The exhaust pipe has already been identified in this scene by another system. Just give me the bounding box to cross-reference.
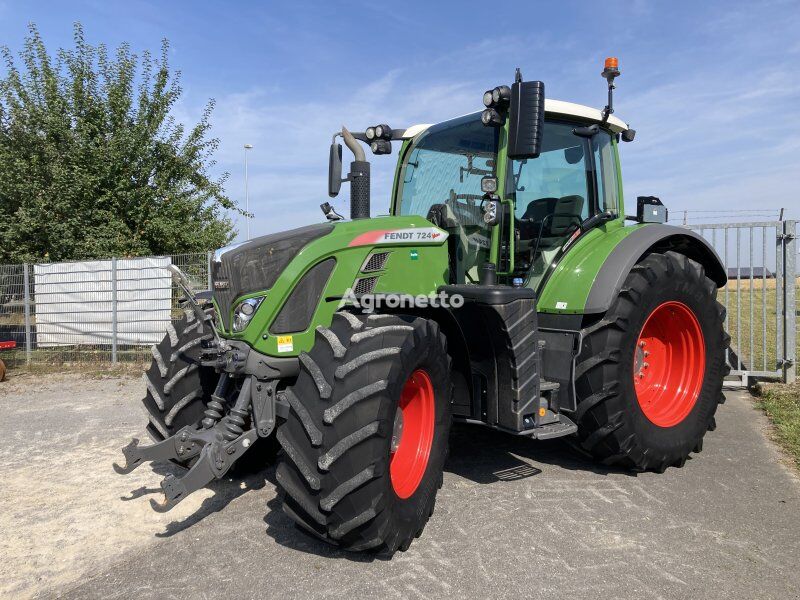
[342,127,370,220]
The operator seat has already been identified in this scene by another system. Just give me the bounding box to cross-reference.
[538,195,584,248]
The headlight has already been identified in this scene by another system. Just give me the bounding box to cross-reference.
[232,296,265,332]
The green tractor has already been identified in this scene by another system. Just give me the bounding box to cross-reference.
[115,59,728,555]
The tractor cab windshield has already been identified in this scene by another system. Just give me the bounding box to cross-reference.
[396,113,498,283]
[395,113,619,289]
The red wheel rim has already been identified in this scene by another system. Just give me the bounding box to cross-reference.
[634,301,705,427]
[390,369,435,499]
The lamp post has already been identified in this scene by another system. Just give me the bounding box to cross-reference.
[244,143,253,240]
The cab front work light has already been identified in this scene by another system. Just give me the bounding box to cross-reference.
[232,296,265,332]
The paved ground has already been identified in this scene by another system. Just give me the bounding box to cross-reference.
[1,374,799,599]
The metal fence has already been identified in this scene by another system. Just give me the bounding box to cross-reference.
[688,220,797,384]
[0,252,211,369]
[1,224,798,385]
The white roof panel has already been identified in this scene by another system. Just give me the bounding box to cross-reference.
[401,99,628,139]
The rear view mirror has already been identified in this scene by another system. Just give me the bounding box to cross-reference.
[328,142,343,197]
[507,78,545,160]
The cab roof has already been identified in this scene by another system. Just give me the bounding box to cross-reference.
[401,99,629,139]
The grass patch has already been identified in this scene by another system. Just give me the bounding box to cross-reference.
[756,383,800,470]
[3,361,144,380]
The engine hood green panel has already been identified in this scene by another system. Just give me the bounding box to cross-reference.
[217,215,451,357]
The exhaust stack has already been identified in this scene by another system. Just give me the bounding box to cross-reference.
[342,127,370,220]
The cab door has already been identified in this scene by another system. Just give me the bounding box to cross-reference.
[506,119,598,290]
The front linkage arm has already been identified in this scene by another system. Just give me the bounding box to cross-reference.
[114,377,266,512]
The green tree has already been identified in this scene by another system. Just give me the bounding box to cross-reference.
[0,23,239,263]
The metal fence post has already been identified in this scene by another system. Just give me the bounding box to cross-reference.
[207,250,213,292]
[23,263,32,365]
[784,221,796,383]
[111,257,118,363]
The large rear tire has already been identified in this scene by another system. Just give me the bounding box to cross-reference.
[574,251,729,472]
[276,312,452,555]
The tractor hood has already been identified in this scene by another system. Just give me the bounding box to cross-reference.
[211,216,451,356]
[212,223,335,329]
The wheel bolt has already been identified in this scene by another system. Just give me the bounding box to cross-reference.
[643,362,649,369]
[639,341,646,348]
[644,351,650,357]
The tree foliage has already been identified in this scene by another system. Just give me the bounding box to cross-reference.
[0,23,239,263]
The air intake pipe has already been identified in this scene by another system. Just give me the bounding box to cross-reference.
[342,127,370,220]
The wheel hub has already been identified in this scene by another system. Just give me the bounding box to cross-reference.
[633,301,706,427]
[390,369,435,499]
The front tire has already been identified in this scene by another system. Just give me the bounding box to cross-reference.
[575,251,728,472]
[140,308,277,471]
[276,312,452,554]
[141,309,218,453]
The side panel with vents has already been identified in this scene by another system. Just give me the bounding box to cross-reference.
[353,276,379,295]
[361,251,390,272]
[269,259,336,334]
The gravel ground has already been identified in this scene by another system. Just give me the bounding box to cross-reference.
[1,373,799,599]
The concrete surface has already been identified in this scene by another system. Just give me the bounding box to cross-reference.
[1,374,798,599]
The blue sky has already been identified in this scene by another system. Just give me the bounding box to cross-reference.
[1,0,798,240]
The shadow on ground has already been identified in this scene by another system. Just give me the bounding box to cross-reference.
[120,422,644,555]
[445,423,636,483]
[120,459,276,538]
[261,422,637,559]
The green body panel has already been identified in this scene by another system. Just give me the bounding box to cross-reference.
[222,215,449,357]
[536,221,643,313]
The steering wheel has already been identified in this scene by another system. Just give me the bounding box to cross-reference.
[446,190,484,227]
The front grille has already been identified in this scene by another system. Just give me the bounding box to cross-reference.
[353,276,378,295]
[212,223,333,329]
[361,251,390,272]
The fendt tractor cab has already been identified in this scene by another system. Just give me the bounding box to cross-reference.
[116,59,728,555]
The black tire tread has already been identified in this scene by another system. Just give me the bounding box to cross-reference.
[276,311,452,555]
[575,251,729,472]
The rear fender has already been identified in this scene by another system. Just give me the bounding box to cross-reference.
[584,224,726,314]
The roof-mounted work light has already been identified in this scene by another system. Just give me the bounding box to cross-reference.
[374,124,392,140]
[481,84,512,127]
[483,85,511,109]
[481,108,505,127]
[370,139,392,155]
[365,124,393,154]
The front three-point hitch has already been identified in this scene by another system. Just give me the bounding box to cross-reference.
[113,266,284,512]
[113,374,274,512]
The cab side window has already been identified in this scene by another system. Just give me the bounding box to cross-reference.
[593,131,620,213]
[511,121,591,229]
